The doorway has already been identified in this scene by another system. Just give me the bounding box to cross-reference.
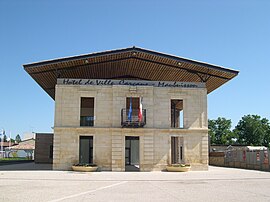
[125,136,140,171]
[171,136,184,164]
[79,136,93,164]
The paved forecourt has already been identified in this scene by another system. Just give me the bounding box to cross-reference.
[1,166,270,202]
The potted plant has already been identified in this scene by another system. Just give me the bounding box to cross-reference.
[72,163,98,172]
[166,164,191,172]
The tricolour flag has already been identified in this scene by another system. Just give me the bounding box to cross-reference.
[138,97,143,122]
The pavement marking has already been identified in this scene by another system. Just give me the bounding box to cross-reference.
[48,181,128,202]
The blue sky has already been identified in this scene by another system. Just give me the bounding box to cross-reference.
[0,0,269,138]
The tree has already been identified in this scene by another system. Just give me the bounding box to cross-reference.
[208,117,235,145]
[0,134,7,142]
[234,115,270,147]
[10,138,15,143]
[15,134,22,143]
[263,129,270,148]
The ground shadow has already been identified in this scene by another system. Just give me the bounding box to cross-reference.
[0,162,52,171]
[125,165,140,172]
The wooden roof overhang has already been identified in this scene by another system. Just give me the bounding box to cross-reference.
[23,47,239,100]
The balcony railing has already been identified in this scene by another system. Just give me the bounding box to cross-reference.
[80,116,94,127]
[121,109,146,127]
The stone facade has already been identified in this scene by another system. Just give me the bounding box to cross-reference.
[53,84,208,171]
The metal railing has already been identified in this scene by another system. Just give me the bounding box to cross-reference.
[80,116,94,127]
[121,109,146,127]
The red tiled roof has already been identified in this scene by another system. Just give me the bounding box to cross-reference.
[1,142,16,147]
[9,139,35,150]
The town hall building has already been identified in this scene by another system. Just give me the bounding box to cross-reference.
[24,47,238,171]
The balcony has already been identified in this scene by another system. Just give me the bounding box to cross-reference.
[121,109,146,127]
[80,116,94,127]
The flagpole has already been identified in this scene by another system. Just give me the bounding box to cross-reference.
[0,129,4,158]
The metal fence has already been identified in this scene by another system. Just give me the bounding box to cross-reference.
[224,148,270,171]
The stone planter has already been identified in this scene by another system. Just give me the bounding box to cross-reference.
[166,164,191,172]
[72,165,98,172]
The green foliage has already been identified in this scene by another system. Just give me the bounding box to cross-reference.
[209,115,270,147]
[73,164,97,167]
[234,115,270,147]
[0,157,28,161]
[0,134,7,142]
[15,134,21,143]
[208,117,236,144]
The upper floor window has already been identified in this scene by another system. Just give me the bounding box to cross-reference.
[121,97,146,127]
[171,99,184,128]
[126,97,139,113]
[80,97,94,127]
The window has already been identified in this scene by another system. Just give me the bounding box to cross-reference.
[80,97,94,126]
[171,137,184,164]
[171,99,183,128]
[125,97,139,122]
[126,97,139,111]
[121,97,146,127]
[79,136,93,164]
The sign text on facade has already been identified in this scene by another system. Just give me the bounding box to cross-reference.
[57,79,205,88]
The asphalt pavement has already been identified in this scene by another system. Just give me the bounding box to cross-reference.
[0,165,270,202]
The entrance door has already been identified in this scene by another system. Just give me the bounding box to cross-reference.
[79,136,93,164]
[125,136,139,171]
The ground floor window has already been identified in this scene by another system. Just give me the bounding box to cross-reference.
[79,136,93,164]
[171,136,184,164]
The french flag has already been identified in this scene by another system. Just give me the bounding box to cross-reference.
[138,97,143,122]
